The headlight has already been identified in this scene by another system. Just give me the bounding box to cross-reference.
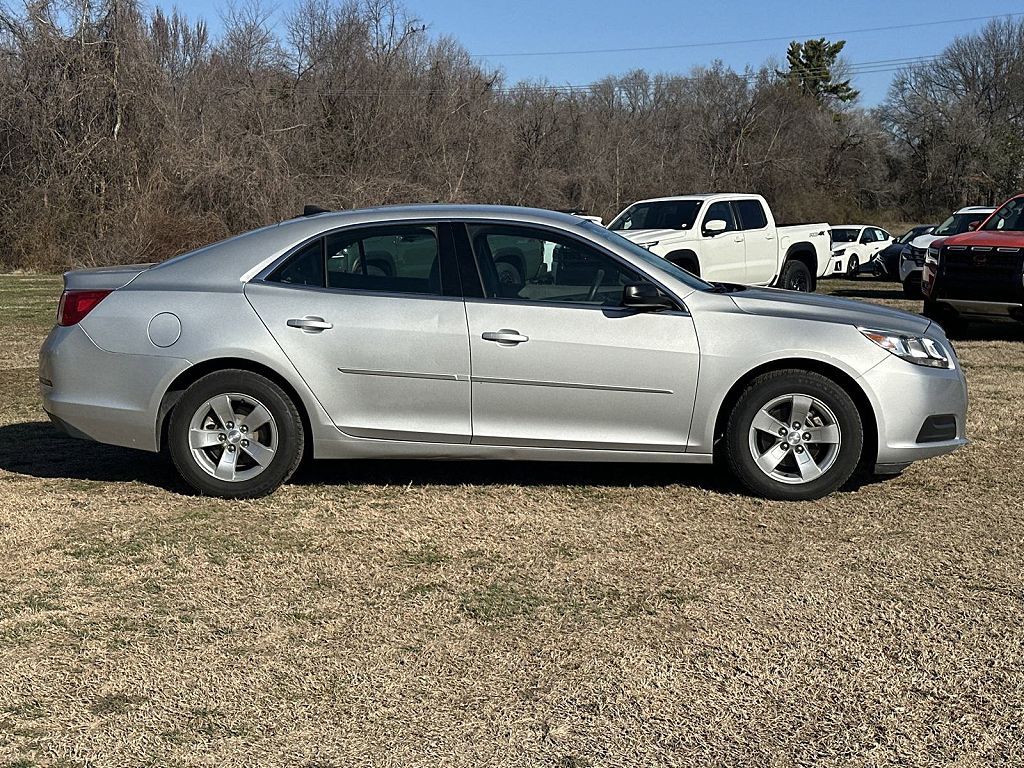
[925,247,940,266]
[638,241,659,250]
[832,248,846,256]
[860,328,952,369]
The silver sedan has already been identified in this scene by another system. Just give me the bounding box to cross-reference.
[39,205,968,500]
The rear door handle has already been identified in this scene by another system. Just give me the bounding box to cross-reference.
[287,316,333,333]
[482,329,529,345]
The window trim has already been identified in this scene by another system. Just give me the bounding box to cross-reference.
[700,200,740,237]
[454,220,687,314]
[734,199,769,232]
[256,220,462,299]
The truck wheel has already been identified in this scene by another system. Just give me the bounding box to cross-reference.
[923,300,966,337]
[779,260,812,292]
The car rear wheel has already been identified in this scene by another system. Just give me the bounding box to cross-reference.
[778,260,812,292]
[724,370,863,500]
[168,370,304,498]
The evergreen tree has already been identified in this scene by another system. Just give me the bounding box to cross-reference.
[778,38,859,104]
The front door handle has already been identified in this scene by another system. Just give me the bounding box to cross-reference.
[482,329,529,345]
[287,316,333,333]
[733,235,744,242]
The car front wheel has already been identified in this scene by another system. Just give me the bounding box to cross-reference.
[168,370,305,498]
[724,370,863,500]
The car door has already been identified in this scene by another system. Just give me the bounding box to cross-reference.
[697,201,746,283]
[244,222,472,443]
[870,229,892,258]
[734,199,776,283]
[458,223,700,451]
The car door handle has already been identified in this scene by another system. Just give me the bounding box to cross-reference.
[764,234,776,240]
[482,329,529,345]
[733,235,744,242]
[287,316,333,333]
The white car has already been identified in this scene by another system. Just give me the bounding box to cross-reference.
[609,194,831,291]
[827,225,892,278]
[899,206,994,297]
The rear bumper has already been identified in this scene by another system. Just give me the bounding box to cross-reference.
[39,325,190,452]
[860,354,968,466]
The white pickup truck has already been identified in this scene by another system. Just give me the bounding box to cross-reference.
[608,193,831,291]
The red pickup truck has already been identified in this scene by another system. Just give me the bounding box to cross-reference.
[922,193,1024,331]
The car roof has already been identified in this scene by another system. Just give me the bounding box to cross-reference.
[831,224,870,229]
[627,193,762,204]
[136,204,593,289]
[953,206,995,214]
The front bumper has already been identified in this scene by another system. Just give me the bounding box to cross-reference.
[40,324,190,452]
[899,256,923,283]
[860,352,968,467]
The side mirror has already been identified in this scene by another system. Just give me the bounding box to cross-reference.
[703,219,727,236]
[622,283,675,311]
[968,220,981,230]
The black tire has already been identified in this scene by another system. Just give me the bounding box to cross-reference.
[902,274,922,299]
[724,369,864,501]
[778,259,813,292]
[846,255,860,278]
[168,369,305,498]
[923,300,966,337]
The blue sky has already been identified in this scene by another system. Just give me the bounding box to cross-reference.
[171,0,1024,105]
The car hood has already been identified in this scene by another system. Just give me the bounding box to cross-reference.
[615,228,693,244]
[729,287,931,335]
[939,229,1024,248]
[909,234,941,250]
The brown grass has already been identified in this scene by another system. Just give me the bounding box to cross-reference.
[1,275,1022,767]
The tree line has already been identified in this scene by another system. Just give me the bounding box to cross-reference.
[0,0,1021,271]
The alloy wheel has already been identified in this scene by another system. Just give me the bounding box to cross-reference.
[188,393,279,482]
[747,393,842,485]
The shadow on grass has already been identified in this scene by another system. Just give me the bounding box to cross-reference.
[0,421,183,490]
[0,421,738,493]
[294,456,736,491]
[829,287,909,301]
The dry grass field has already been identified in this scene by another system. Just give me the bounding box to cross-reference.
[1,275,1022,767]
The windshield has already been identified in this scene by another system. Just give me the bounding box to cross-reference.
[981,198,1024,232]
[580,221,713,292]
[608,200,703,232]
[935,212,988,236]
[830,228,859,243]
[897,226,929,244]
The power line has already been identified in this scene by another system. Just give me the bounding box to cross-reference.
[249,54,941,98]
[469,13,1024,58]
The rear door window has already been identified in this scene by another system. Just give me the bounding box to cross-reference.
[735,199,768,230]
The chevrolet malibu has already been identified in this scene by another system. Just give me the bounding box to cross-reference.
[40,205,968,500]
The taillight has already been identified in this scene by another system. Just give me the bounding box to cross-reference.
[57,290,111,326]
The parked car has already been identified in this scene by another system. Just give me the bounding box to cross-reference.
[827,225,893,278]
[922,193,1024,331]
[900,207,994,297]
[608,194,831,291]
[862,224,935,280]
[40,205,967,502]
